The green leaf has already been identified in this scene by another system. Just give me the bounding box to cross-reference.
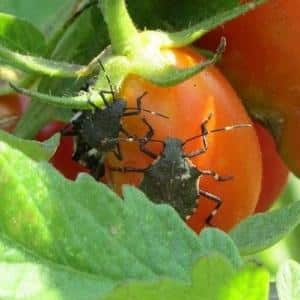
[0,45,89,77]
[276,175,300,264]
[145,0,266,48]
[0,141,251,298]
[132,38,225,86]
[14,5,108,138]
[220,263,269,300]
[0,13,45,55]
[198,228,243,269]
[229,202,300,255]
[48,5,109,65]
[250,175,300,278]
[276,174,300,208]
[0,235,112,300]
[277,260,300,300]
[0,129,59,161]
[127,0,264,31]
[102,255,269,300]
[0,0,79,37]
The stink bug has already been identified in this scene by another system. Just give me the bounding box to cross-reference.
[63,64,167,179]
[111,114,251,224]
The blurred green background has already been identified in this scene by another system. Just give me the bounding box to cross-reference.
[254,174,300,279]
[0,0,79,35]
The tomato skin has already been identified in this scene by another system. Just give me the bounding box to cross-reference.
[254,122,288,212]
[106,47,262,232]
[197,0,299,175]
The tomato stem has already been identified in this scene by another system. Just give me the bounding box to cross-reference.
[100,0,140,56]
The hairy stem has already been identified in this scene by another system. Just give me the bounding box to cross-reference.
[100,0,140,55]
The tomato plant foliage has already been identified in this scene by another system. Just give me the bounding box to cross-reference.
[0,129,299,299]
[2,136,298,300]
[0,0,299,299]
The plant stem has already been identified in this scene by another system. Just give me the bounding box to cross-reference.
[100,0,140,56]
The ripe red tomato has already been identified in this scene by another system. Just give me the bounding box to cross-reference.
[254,122,288,212]
[106,47,262,232]
[197,0,299,176]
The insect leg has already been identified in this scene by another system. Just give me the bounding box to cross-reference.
[198,189,222,226]
[201,170,233,181]
[111,132,144,161]
[140,143,157,159]
[110,166,148,173]
[184,148,206,158]
[110,118,158,172]
[87,89,115,108]
[124,92,168,118]
[120,125,134,138]
[184,114,212,158]
[139,118,158,159]
[141,117,154,140]
[99,90,115,107]
[113,143,123,160]
[90,162,105,180]
[66,0,98,28]
[87,97,100,110]
[123,92,147,116]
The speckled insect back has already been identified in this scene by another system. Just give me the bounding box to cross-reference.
[111,115,251,224]
[140,137,202,218]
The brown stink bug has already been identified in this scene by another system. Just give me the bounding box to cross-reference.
[111,114,251,224]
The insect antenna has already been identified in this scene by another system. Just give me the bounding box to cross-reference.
[65,0,98,30]
[182,123,252,145]
[209,123,252,133]
[97,59,115,97]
